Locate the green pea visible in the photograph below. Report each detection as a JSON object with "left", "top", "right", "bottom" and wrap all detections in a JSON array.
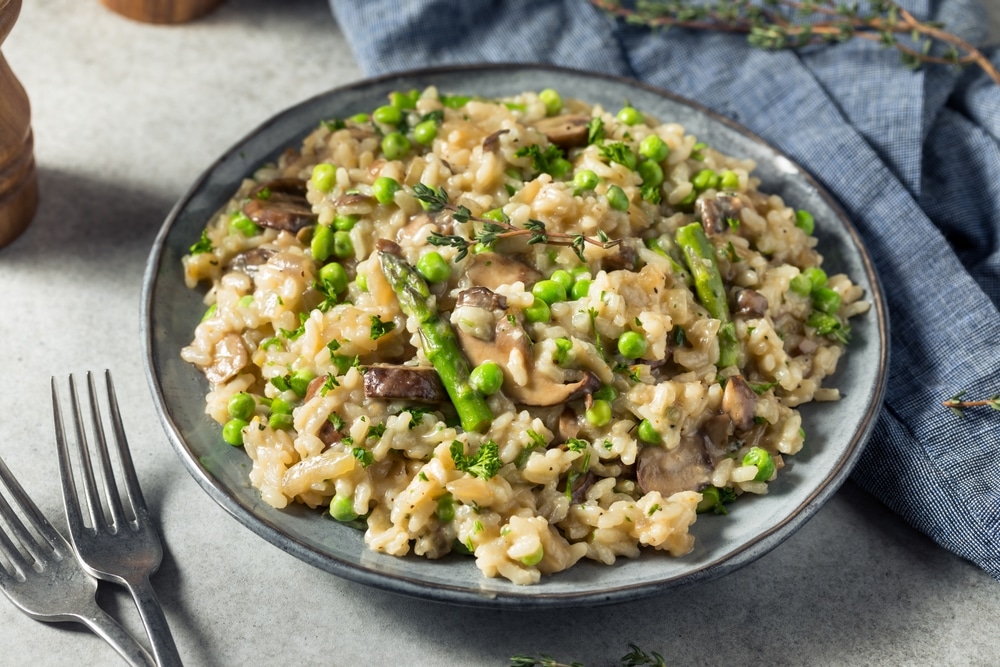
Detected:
[
  {"left": 319, "top": 262, "right": 348, "bottom": 295},
  {"left": 678, "top": 189, "right": 698, "bottom": 207},
  {"left": 372, "top": 104, "right": 402, "bottom": 126},
  {"left": 549, "top": 157, "right": 572, "bottom": 179},
  {"left": 549, "top": 269, "right": 574, "bottom": 292},
  {"left": 381, "top": 132, "right": 411, "bottom": 160},
  {"left": 329, "top": 495, "right": 358, "bottom": 522},
  {"left": 637, "top": 159, "right": 664, "bottom": 187},
  {"left": 617, "top": 330, "right": 648, "bottom": 359},
  {"left": 692, "top": 169, "right": 720, "bottom": 192},
  {"left": 572, "top": 169, "right": 599, "bottom": 194},
  {"left": 696, "top": 486, "right": 723, "bottom": 513},
  {"left": 350, "top": 112, "right": 369, "bottom": 123},
  {"left": 532, "top": 279, "right": 567, "bottom": 305},
  {"left": 606, "top": 184, "right": 629, "bottom": 211},
  {"left": 311, "top": 163, "right": 337, "bottom": 192},
  {"left": 229, "top": 211, "right": 260, "bottom": 237},
  {"left": 585, "top": 399, "right": 612, "bottom": 427},
  {"left": 435, "top": 493, "right": 455, "bottom": 523},
  {"left": 637, "top": 418, "right": 660, "bottom": 445},
  {"left": 570, "top": 278, "right": 592, "bottom": 300},
  {"left": 269, "top": 413, "right": 293, "bottom": 430},
  {"left": 789, "top": 273, "right": 813, "bottom": 297},
  {"left": 333, "top": 213, "right": 357, "bottom": 231},
  {"left": 795, "top": 209, "right": 815, "bottom": 235},
  {"left": 812, "top": 287, "right": 841, "bottom": 315},
  {"left": 416, "top": 251, "right": 451, "bottom": 283},
  {"left": 270, "top": 396, "right": 292, "bottom": 415},
  {"left": 289, "top": 369, "right": 315, "bottom": 398},
  {"left": 593, "top": 384, "right": 618, "bottom": 402},
  {"left": 331, "top": 230, "right": 353, "bottom": 259},
  {"left": 372, "top": 176, "right": 400, "bottom": 205},
  {"left": 413, "top": 119, "right": 438, "bottom": 145},
  {"left": 355, "top": 271, "right": 368, "bottom": 292},
  {"left": 719, "top": 170, "right": 740, "bottom": 191},
  {"left": 638, "top": 134, "right": 669, "bottom": 162},
  {"left": 311, "top": 224, "right": 334, "bottom": 262},
  {"left": 539, "top": 88, "right": 562, "bottom": 116},
  {"left": 518, "top": 544, "right": 544, "bottom": 566},
  {"left": 469, "top": 361, "right": 503, "bottom": 395},
  {"left": 228, "top": 392, "right": 255, "bottom": 421},
  {"left": 441, "top": 94, "right": 471, "bottom": 109},
  {"left": 802, "top": 267, "right": 828, "bottom": 291},
  {"left": 743, "top": 446, "right": 775, "bottom": 482},
  {"left": 389, "top": 89, "right": 419, "bottom": 109},
  {"left": 482, "top": 208, "right": 506, "bottom": 222},
  {"left": 807, "top": 311, "right": 842, "bottom": 337},
  {"left": 616, "top": 106, "right": 643, "bottom": 126},
  {"left": 222, "top": 418, "right": 247, "bottom": 446},
  {"left": 524, "top": 297, "right": 551, "bottom": 323}
]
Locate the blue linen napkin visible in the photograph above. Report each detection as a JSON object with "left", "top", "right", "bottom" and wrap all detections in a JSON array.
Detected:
[{"left": 330, "top": 0, "right": 1000, "bottom": 579}]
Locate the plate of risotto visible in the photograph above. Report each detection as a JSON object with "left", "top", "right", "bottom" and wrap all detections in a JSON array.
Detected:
[{"left": 142, "top": 64, "right": 887, "bottom": 607}]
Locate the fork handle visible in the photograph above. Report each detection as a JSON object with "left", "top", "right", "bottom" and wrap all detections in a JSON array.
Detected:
[
  {"left": 124, "top": 574, "right": 184, "bottom": 667},
  {"left": 76, "top": 600, "right": 156, "bottom": 667}
]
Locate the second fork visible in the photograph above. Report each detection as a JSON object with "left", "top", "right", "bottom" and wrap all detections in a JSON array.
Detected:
[{"left": 53, "top": 371, "right": 182, "bottom": 667}]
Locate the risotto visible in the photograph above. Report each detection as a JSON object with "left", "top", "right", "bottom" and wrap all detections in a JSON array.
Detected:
[{"left": 180, "top": 87, "right": 868, "bottom": 585}]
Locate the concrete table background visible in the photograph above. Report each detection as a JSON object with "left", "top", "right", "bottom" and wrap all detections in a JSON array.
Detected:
[{"left": 1, "top": 1, "right": 998, "bottom": 665}]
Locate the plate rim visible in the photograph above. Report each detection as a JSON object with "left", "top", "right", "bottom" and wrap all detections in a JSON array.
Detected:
[{"left": 140, "top": 62, "right": 889, "bottom": 608}]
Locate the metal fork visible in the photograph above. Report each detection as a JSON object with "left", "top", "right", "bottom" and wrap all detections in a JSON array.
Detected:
[
  {"left": 53, "top": 371, "right": 183, "bottom": 667},
  {"left": 0, "top": 455, "right": 154, "bottom": 666}
]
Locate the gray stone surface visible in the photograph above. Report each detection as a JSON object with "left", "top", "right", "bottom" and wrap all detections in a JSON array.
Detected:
[{"left": 1, "top": 1, "right": 997, "bottom": 665}]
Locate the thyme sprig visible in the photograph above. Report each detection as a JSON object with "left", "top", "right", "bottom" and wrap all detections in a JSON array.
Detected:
[
  {"left": 942, "top": 391, "right": 1000, "bottom": 418},
  {"left": 413, "top": 183, "right": 621, "bottom": 261},
  {"left": 591, "top": 0, "right": 1000, "bottom": 86},
  {"left": 511, "top": 643, "right": 667, "bottom": 667}
]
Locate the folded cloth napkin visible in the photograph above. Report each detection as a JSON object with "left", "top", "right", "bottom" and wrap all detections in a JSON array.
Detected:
[{"left": 330, "top": 0, "right": 1000, "bottom": 579}]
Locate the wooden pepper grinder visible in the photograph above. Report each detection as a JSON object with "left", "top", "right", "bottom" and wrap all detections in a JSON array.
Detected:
[
  {"left": 0, "top": 0, "right": 37, "bottom": 249},
  {"left": 99, "top": 0, "right": 225, "bottom": 24}
]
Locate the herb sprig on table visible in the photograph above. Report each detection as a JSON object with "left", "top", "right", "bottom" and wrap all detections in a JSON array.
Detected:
[
  {"left": 942, "top": 392, "right": 1000, "bottom": 418},
  {"left": 591, "top": 0, "right": 1000, "bottom": 86},
  {"left": 511, "top": 643, "right": 667, "bottom": 667}
]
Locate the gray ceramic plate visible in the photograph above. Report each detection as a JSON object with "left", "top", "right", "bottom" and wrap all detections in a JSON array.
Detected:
[{"left": 141, "top": 64, "right": 888, "bottom": 608}]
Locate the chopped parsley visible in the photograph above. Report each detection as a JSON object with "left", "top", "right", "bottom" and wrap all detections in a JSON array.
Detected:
[
  {"left": 450, "top": 440, "right": 502, "bottom": 480},
  {"left": 189, "top": 230, "right": 213, "bottom": 255},
  {"left": 369, "top": 315, "right": 396, "bottom": 340},
  {"left": 514, "top": 144, "right": 565, "bottom": 176}
]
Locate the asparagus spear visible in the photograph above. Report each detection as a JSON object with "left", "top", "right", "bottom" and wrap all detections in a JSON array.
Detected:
[
  {"left": 377, "top": 248, "right": 494, "bottom": 433},
  {"left": 675, "top": 222, "right": 739, "bottom": 368}
]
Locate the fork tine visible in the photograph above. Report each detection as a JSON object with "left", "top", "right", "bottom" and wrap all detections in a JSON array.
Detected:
[
  {"left": 84, "top": 371, "right": 129, "bottom": 528},
  {"left": 66, "top": 374, "right": 112, "bottom": 531},
  {"left": 0, "top": 457, "right": 61, "bottom": 572},
  {"left": 53, "top": 376, "right": 89, "bottom": 535},
  {"left": 102, "top": 370, "right": 147, "bottom": 517}
]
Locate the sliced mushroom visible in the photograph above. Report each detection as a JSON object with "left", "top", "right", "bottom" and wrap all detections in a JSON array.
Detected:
[
  {"left": 466, "top": 252, "right": 541, "bottom": 290},
  {"left": 203, "top": 334, "right": 248, "bottom": 384},
  {"left": 722, "top": 375, "right": 758, "bottom": 432},
  {"left": 456, "top": 285, "right": 508, "bottom": 311},
  {"left": 531, "top": 114, "right": 591, "bottom": 148},
  {"left": 701, "top": 413, "right": 735, "bottom": 460},
  {"left": 598, "top": 242, "right": 638, "bottom": 272},
  {"left": 569, "top": 471, "right": 598, "bottom": 505},
  {"left": 226, "top": 247, "right": 275, "bottom": 279},
  {"left": 318, "top": 420, "right": 344, "bottom": 447},
  {"left": 482, "top": 129, "right": 510, "bottom": 153},
  {"left": 556, "top": 407, "right": 581, "bottom": 443},
  {"left": 362, "top": 364, "right": 446, "bottom": 403},
  {"left": 453, "top": 286, "right": 599, "bottom": 406},
  {"left": 735, "top": 288, "right": 769, "bottom": 318},
  {"left": 242, "top": 178, "right": 316, "bottom": 232},
  {"left": 696, "top": 192, "right": 746, "bottom": 236},
  {"left": 636, "top": 433, "right": 712, "bottom": 497}
]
